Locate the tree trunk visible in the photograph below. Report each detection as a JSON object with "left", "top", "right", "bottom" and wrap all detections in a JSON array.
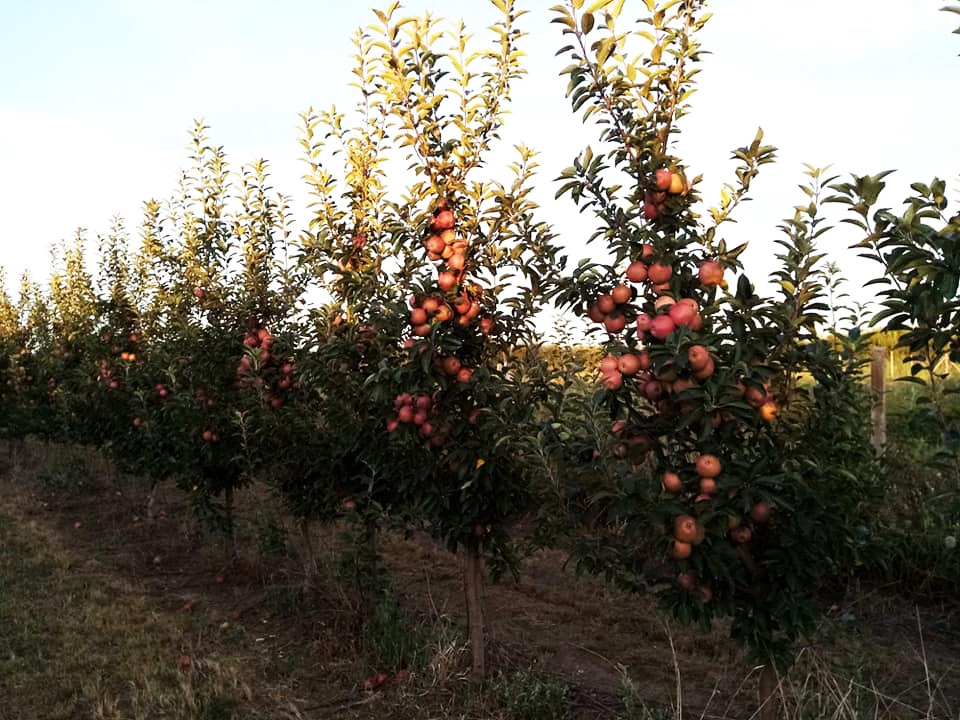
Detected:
[
  {"left": 758, "top": 661, "right": 780, "bottom": 720},
  {"left": 145, "top": 478, "right": 161, "bottom": 523},
  {"left": 299, "top": 516, "right": 318, "bottom": 588},
  {"left": 463, "top": 544, "right": 486, "bottom": 679},
  {"left": 224, "top": 486, "right": 238, "bottom": 561}
]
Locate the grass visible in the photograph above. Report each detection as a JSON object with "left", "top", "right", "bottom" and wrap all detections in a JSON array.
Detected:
[
  {"left": 0, "top": 439, "right": 958, "bottom": 719},
  {"left": 0, "top": 500, "right": 252, "bottom": 720}
]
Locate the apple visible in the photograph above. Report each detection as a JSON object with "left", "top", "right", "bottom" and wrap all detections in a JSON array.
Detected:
[
  {"left": 648, "top": 262, "right": 672, "bottom": 284},
  {"left": 626, "top": 261, "right": 648, "bottom": 283},
  {"left": 655, "top": 168, "right": 673, "bottom": 191},
  {"left": 649, "top": 315, "right": 676, "bottom": 340}
]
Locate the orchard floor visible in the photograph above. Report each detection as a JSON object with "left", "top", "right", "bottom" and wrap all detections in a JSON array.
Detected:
[{"left": 1, "top": 442, "right": 958, "bottom": 720}]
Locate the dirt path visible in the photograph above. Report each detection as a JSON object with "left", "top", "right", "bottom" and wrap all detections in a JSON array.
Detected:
[{"left": 1, "top": 446, "right": 957, "bottom": 719}]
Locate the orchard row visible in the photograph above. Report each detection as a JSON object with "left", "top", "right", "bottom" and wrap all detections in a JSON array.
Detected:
[{"left": 0, "top": 0, "right": 953, "bottom": 700}]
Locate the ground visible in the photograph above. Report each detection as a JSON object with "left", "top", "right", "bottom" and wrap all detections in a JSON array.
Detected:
[{"left": 0, "top": 441, "right": 957, "bottom": 720}]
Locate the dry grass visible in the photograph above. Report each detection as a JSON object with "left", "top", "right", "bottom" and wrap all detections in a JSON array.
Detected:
[{"left": 0, "top": 440, "right": 958, "bottom": 720}]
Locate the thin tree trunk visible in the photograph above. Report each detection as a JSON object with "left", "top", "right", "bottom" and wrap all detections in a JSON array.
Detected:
[
  {"left": 299, "top": 516, "right": 318, "bottom": 588},
  {"left": 225, "top": 486, "right": 238, "bottom": 561},
  {"left": 145, "top": 478, "right": 161, "bottom": 523},
  {"left": 758, "top": 661, "right": 780, "bottom": 720},
  {"left": 463, "top": 544, "right": 486, "bottom": 679}
]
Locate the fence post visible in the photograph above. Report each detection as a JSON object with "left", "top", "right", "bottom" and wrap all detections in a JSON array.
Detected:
[{"left": 871, "top": 346, "right": 886, "bottom": 451}]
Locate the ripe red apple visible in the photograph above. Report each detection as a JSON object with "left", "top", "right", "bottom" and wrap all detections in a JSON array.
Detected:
[
  {"left": 426, "top": 235, "right": 445, "bottom": 255},
  {"left": 687, "top": 345, "right": 710, "bottom": 372},
  {"left": 611, "top": 284, "right": 632, "bottom": 305},
  {"left": 626, "top": 261, "right": 648, "bottom": 283},
  {"left": 602, "top": 370, "right": 623, "bottom": 390},
  {"left": 596, "top": 294, "right": 616, "bottom": 315},
  {"left": 750, "top": 501, "right": 772, "bottom": 523},
  {"left": 600, "top": 356, "right": 619, "bottom": 374},
  {"left": 432, "top": 209, "right": 455, "bottom": 230},
  {"left": 437, "top": 272, "right": 458, "bottom": 292},
  {"left": 649, "top": 315, "right": 676, "bottom": 340},
  {"left": 668, "top": 302, "right": 697, "bottom": 326},
  {"left": 644, "top": 380, "right": 664, "bottom": 401},
  {"left": 603, "top": 313, "right": 627, "bottom": 334},
  {"left": 648, "top": 262, "right": 672, "bottom": 284},
  {"left": 617, "top": 353, "right": 641, "bottom": 375},
  {"left": 699, "top": 260, "right": 724, "bottom": 287},
  {"left": 692, "top": 357, "right": 715, "bottom": 381},
  {"left": 442, "top": 357, "right": 462, "bottom": 376},
  {"left": 655, "top": 168, "right": 673, "bottom": 191}
]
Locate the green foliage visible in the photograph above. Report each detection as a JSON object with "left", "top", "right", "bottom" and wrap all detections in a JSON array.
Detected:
[
  {"left": 492, "top": 670, "right": 572, "bottom": 720},
  {"left": 361, "top": 592, "right": 434, "bottom": 675}
]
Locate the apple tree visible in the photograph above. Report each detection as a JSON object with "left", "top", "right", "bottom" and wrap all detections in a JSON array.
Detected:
[{"left": 552, "top": 0, "right": 876, "bottom": 710}]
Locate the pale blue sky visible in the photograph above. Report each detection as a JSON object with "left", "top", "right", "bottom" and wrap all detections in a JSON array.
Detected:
[{"left": 1, "top": 1, "right": 957, "bottom": 316}]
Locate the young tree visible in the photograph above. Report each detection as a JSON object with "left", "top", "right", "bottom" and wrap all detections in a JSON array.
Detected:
[
  {"left": 350, "top": 0, "right": 564, "bottom": 677},
  {"left": 552, "top": 2, "right": 875, "bottom": 714}
]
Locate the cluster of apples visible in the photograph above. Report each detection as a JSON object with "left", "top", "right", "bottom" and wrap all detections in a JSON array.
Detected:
[
  {"left": 435, "top": 355, "right": 474, "bottom": 385},
  {"left": 644, "top": 167, "right": 690, "bottom": 221},
  {"left": 662, "top": 453, "right": 723, "bottom": 504},
  {"left": 235, "top": 326, "right": 294, "bottom": 409},
  {"left": 97, "top": 358, "right": 122, "bottom": 390},
  {"left": 407, "top": 291, "right": 493, "bottom": 336},
  {"left": 386, "top": 392, "right": 455, "bottom": 447},
  {"left": 406, "top": 198, "right": 497, "bottom": 336},
  {"left": 609, "top": 418, "right": 654, "bottom": 465},
  {"left": 744, "top": 382, "right": 778, "bottom": 422},
  {"left": 424, "top": 198, "right": 467, "bottom": 265},
  {"left": 586, "top": 283, "right": 634, "bottom": 334},
  {"left": 600, "top": 343, "right": 716, "bottom": 398},
  {"left": 587, "top": 250, "right": 725, "bottom": 339}
]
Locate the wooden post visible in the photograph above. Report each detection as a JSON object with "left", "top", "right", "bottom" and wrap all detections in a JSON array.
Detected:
[{"left": 871, "top": 346, "right": 886, "bottom": 451}]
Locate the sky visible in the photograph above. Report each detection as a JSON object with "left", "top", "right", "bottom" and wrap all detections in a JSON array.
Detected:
[{"left": 1, "top": 0, "right": 958, "bottom": 320}]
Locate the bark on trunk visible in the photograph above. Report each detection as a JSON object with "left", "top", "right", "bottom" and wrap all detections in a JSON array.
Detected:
[
  {"left": 758, "top": 661, "right": 780, "bottom": 720},
  {"left": 145, "top": 479, "right": 161, "bottom": 523},
  {"left": 299, "top": 516, "right": 318, "bottom": 588},
  {"left": 225, "top": 486, "right": 238, "bottom": 561},
  {"left": 463, "top": 544, "right": 486, "bottom": 679}
]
